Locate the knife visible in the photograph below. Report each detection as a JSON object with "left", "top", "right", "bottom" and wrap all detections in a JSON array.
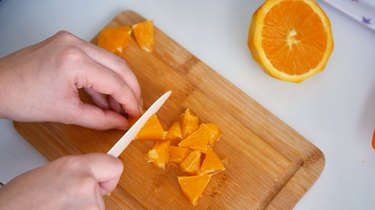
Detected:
[{"left": 107, "top": 91, "right": 172, "bottom": 157}]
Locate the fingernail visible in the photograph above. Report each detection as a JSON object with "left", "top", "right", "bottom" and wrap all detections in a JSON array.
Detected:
[{"left": 139, "top": 104, "right": 144, "bottom": 115}]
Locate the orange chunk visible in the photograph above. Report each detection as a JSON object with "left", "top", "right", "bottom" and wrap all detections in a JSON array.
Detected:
[
  {"left": 178, "top": 174, "right": 212, "bottom": 206},
  {"left": 178, "top": 124, "right": 210, "bottom": 153},
  {"left": 147, "top": 140, "right": 170, "bottom": 169},
  {"left": 206, "top": 123, "right": 221, "bottom": 146},
  {"left": 165, "top": 121, "right": 182, "bottom": 144},
  {"left": 168, "top": 146, "right": 191, "bottom": 163},
  {"left": 97, "top": 26, "right": 132, "bottom": 55},
  {"left": 200, "top": 147, "right": 225, "bottom": 174},
  {"left": 180, "top": 108, "right": 199, "bottom": 138},
  {"left": 180, "top": 150, "right": 202, "bottom": 175},
  {"left": 135, "top": 115, "right": 166, "bottom": 141},
  {"left": 132, "top": 20, "right": 154, "bottom": 52}
]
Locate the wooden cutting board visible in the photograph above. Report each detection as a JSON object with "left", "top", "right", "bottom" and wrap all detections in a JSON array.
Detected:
[{"left": 13, "top": 11, "right": 324, "bottom": 210}]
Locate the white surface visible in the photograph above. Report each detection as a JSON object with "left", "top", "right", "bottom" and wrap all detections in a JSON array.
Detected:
[{"left": 0, "top": 0, "right": 374, "bottom": 209}]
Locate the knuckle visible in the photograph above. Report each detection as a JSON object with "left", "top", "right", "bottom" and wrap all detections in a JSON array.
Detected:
[{"left": 53, "top": 30, "right": 78, "bottom": 43}]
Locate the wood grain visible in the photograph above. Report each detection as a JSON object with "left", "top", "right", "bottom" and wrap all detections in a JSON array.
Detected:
[{"left": 13, "top": 11, "right": 324, "bottom": 210}]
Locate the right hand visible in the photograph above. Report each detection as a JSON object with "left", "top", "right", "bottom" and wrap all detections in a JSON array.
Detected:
[{"left": 0, "top": 154, "right": 123, "bottom": 210}]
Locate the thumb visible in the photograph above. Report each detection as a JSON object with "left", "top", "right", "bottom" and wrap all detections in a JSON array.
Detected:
[{"left": 70, "top": 103, "right": 129, "bottom": 130}]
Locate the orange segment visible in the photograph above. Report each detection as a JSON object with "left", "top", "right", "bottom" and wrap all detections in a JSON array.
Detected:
[
  {"left": 206, "top": 123, "right": 221, "bottom": 146},
  {"left": 180, "top": 108, "right": 199, "bottom": 138},
  {"left": 178, "top": 124, "right": 210, "bottom": 153},
  {"left": 97, "top": 26, "right": 132, "bottom": 55},
  {"left": 165, "top": 121, "right": 183, "bottom": 144},
  {"left": 169, "top": 146, "right": 191, "bottom": 163},
  {"left": 135, "top": 115, "right": 166, "bottom": 141},
  {"left": 178, "top": 174, "right": 212, "bottom": 206},
  {"left": 147, "top": 140, "right": 170, "bottom": 169},
  {"left": 132, "top": 20, "right": 154, "bottom": 52},
  {"left": 180, "top": 150, "right": 202, "bottom": 175},
  {"left": 200, "top": 147, "right": 225, "bottom": 174},
  {"left": 248, "top": 0, "right": 333, "bottom": 83}
]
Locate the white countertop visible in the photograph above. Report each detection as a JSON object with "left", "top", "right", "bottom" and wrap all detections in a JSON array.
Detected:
[{"left": 0, "top": 0, "right": 374, "bottom": 209}]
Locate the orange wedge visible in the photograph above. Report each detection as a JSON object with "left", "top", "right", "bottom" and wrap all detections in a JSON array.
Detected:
[
  {"left": 97, "top": 26, "right": 132, "bottom": 56},
  {"left": 165, "top": 121, "right": 183, "bottom": 144},
  {"left": 178, "top": 174, "right": 212, "bottom": 206},
  {"left": 180, "top": 108, "right": 199, "bottom": 138},
  {"left": 178, "top": 124, "right": 210, "bottom": 153},
  {"left": 169, "top": 146, "right": 191, "bottom": 163},
  {"left": 132, "top": 20, "right": 154, "bottom": 52},
  {"left": 147, "top": 140, "right": 170, "bottom": 169},
  {"left": 180, "top": 150, "right": 202, "bottom": 175},
  {"left": 200, "top": 147, "right": 225, "bottom": 174},
  {"left": 206, "top": 123, "right": 221, "bottom": 146},
  {"left": 135, "top": 114, "right": 166, "bottom": 141},
  {"left": 248, "top": 0, "right": 334, "bottom": 83}
]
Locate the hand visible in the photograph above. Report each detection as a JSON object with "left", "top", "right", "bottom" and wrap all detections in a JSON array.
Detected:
[
  {"left": 0, "top": 154, "right": 123, "bottom": 210},
  {"left": 0, "top": 31, "right": 142, "bottom": 130}
]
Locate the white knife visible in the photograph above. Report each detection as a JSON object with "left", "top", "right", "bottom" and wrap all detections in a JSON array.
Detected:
[{"left": 107, "top": 91, "right": 172, "bottom": 157}]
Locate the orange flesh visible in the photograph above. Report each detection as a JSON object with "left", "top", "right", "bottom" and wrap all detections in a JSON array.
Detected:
[{"left": 262, "top": 0, "right": 327, "bottom": 75}]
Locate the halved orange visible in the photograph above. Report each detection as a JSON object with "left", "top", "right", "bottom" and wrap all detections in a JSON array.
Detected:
[
  {"left": 200, "top": 147, "right": 225, "bottom": 174},
  {"left": 132, "top": 20, "right": 154, "bottom": 52},
  {"left": 248, "top": 0, "right": 334, "bottom": 83},
  {"left": 178, "top": 124, "right": 210, "bottom": 153},
  {"left": 97, "top": 26, "right": 132, "bottom": 56},
  {"left": 147, "top": 140, "right": 170, "bottom": 169},
  {"left": 180, "top": 150, "right": 202, "bottom": 175},
  {"left": 165, "top": 121, "right": 183, "bottom": 144},
  {"left": 180, "top": 108, "right": 200, "bottom": 138},
  {"left": 178, "top": 174, "right": 212, "bottom": 206},
  {"left": 169, "top": 146, "right": 191, "bottom": 163},
  {"left": 135, "top": 114, "right": 166, "bottom": 141}
]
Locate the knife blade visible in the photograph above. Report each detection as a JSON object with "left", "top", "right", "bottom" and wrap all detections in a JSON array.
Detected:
[{"left": 107, "top": 91, "right": 172, "bottom": 157}]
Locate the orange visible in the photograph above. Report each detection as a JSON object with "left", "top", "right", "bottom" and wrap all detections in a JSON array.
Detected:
[
  {"left": 180, "top": 108, "right": 200, "bottom": 138},
  {"left": 178, "top": 124, "right": 210, "bottom": 153},
  {"left": 147, "top": 140, "right": 170, "bottom": 169},
  {"left": 168, "top": 146, "right": 191, "bottom": 163},
  {"left": 248, "top": 0, "right": 334, "bottom": 83},
  {"left": 132, "top": 20, "right": 154, "bottom": 52},
  {"left": 135, "top": 115, "right": 166, "bottom": 141},
  {"left": 165, "top": 121, "right": 183, "bottom": 144},
  {"left": 178, "top": 174, "right": 212, "bottom": 206},
  {"left": 206, "top": 123, "right": 221, "bottom": 146},
  {"left": 97, "top": 26, "right": 132, "bottom": 56},
  {"left": 180, "top": 150, "right": 202, "bottom": 175},
  {"left": 200, "top": 147, "right": 225, "bottom": 174}
]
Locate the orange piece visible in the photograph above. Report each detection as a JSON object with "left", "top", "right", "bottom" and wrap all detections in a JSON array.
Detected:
[
  {"left": 178, "top": 124, "right": 210, "bottom": 153},
  {"left": 135, "top": 115, "right": 166, "bottom": 141},
  {"left": 147, "top": 140, "right": 170, "bottom": 169},
  {"left": 180, "top": 150, "right": 202, "bottom": 175},
  {"left": 168, "top": 146, "right": 191, "bottom": 163},
  {"left": 132, "top": 20, "right": 154, "bottom": 52},
  {"left": 97, "top": 26, "right": 132, "bottom": 55},
  {"left": 248, "top": 0, "right": 334, "bottom": 83},
  {"left": 165, "top": 121, "right": 183, "bottom": 144},
  {"left": 180, "top": 108, "right": 199, "bottom": 138},
  {"left": 206, "top": 123, "right": 221, "bottom": 146},
  {"left": 200, "top": 147, "right": 225, "bottom": 174},
  {"left": 178, "top": 174, "right": 212, "bottom": 206}
]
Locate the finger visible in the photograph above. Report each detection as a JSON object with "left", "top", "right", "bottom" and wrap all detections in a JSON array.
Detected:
[
  {"left": 77, "top": 57, "right": 141, "bottom": 117},
  {"left": 70, "top": 102, "right": 129, "bottom": 130},
  {"left": 83, "top": 154, "right": 124, "bottom": 195},
  {"left": 78, "top": 39, "right": 141, "bottom": 102},
  {"left": 108, "top": 96, "right": 121, "bottom": 113},
  {"left": 84, "top": 87, "right": 109, "bottom": 110}
]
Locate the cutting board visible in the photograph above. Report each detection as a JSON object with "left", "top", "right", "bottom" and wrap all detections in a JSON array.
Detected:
[{"left": 13, "top": 11, "right": 324, "bottom": 210}]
